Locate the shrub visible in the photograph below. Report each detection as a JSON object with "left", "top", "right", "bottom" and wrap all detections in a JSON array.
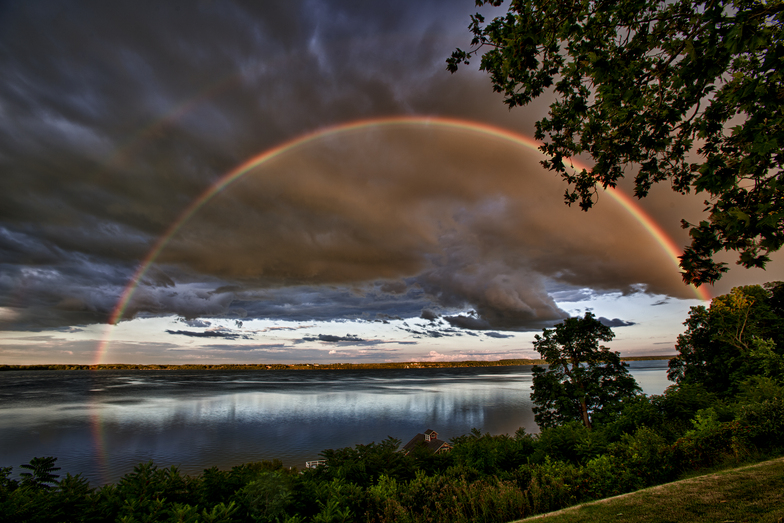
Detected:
[
  {"left": 316, "top": 437, "right": 414, "bottom": 487},
  {"left": 449, "top": 428, "right": 535, "bottom": 474},
  {"left": 602, "top": 395, "right": 666, "bottom": 442},
  {"left": 673, "top": 417, "right": 751, "bottom": 471},
  {"left": 521, "top": 457, "right": 580, "bottom": 514},
  {"left": 735, "top": 397, "right": 784, "bottom": 452},
  {"left": 374, "top": 472, "right": 529, "bottom": 523},
  {"left": 532, "top": 421, "right": 607, "bottom": 465},
  {"left": 238, "top": 471, "right": 293, "bottom": 522},
  {"left": 608, "top": 426, "right": 676, "bottom": 486},
  {"left": 737, "top": 377, "right": 784, "bottom": 404}
]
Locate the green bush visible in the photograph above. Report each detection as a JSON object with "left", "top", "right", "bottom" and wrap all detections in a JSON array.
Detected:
[
  {"left": 238, "top": 471, "right": 293, "bottom": 522},
  {"left": 372, "top": 471, "right": 529, "bottom": 523},
  {"left": 737, "top": 376, "right": 784, "bottom": 403},
  {"left": 316, "top": 437, "right": 414, "bottom": 487},
  {"left": 608, "top": 426, "right": 676, "bottom": 485},
  {"left": 673, "top": 417, "right": 752, "bottom": 471},
  {"left": 735, "top": 397, "right": 784, "bottom": 452},
  {"left": 601, "top": 395, "right": 665, "bottom": 442},
  {"left": 449, "top": 428, "right": 535, "bottom": 474},
  {"left": 519, "top": 457, "right": 579, "bottom": 514},
  {"left": 532, "top": 421, "right": 607, "bottom": 465}
]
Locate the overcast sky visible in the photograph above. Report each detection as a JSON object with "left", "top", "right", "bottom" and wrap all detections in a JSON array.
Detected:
[{"left": 1, "top": 0, "right": 781, "bottom": 365}]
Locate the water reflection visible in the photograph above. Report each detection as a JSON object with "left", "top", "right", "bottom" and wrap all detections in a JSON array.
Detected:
[{"left": 0, "top": 361, "right": 670, "bottom": 485}]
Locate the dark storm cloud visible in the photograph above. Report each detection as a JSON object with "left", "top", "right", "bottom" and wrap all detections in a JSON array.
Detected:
[
  {"left": 165, "top": 329, "right": 252, "bottom": 340},
  {"left": 182, "top": 343, "right": 289, "bottom": 352},
  {"left": 597, "top": 317, "right": 637, "bottom": 328},
  {"left": 398, "top": 320, "right": 466, "bottom": 339},
  {"left": 146, "top": 126, "right": 693, "bottom": 329},
  {"left": 484, "top": 332, "right": 514, "bottom": 339},
  {"left": 302, "top": 334, "right": 364, "bottom": 344},
  {"left": 0, "top": 0, "right": 492, "bottom": 328},
  {"left": 373, "top": 313, "right": 403, "bottom": 323},
  {"left": 420, "top": 309, "right": 439, "bottom": 321},
  {"left": 162, "top": 344, "right": 401, "bottom": 362},
  {"left": 443, "top": 314, "right": 492, "bottom": 331},
  {"left": 0, "top": 0, "right": 715, "bottom": 335},
  {"left": 298, "top": 333, "right": 408, "bottom": 347},
  {"left": 227, "top": 284, "right": 432, "bottom": 323},
  {"left": 380, "top": 281, "right": 408, "bottom": 294}
]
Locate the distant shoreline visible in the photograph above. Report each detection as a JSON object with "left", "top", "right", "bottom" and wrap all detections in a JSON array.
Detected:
[{"left": 0, "top": 355, "right": 671, "bottom": 372}]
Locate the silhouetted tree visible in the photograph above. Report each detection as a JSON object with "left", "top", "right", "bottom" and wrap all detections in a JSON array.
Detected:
[
  {"left": 531, "top": 313, "right": 641, "bottom": 429},
  {"left": 448, "top": 0, "right": 784, "bottom": 286}
]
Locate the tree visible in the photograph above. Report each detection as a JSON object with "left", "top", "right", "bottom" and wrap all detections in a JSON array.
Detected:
[
  {"left": 448, "top": 0, "right": 784, "bottom": 286},
  {"left": 668, "top": 282, "right": 784, "bottom": 395},
  {"left": 531, "top": 312, "right": 641, "bottom": 429}
]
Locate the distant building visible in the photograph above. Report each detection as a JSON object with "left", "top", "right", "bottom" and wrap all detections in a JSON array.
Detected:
[{"left": 401, "top": 429, "right": 452, "bottom": 455}]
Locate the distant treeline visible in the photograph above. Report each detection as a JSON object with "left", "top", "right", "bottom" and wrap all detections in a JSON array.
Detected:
[{"left": 0, "top": 356, "right": 669, "bottom": 372}]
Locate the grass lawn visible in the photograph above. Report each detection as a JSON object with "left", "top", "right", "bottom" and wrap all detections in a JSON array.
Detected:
[{"left": 514, "top": 457, "right": 784, "bottom": 523}]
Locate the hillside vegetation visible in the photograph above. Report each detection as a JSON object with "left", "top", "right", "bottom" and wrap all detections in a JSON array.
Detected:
[{"left": 1, "top": 284, "right": 782, "bottom": 522}]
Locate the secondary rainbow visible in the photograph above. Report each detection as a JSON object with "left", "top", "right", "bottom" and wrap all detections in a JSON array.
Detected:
[{"left": 95, "top": 116, "right": 710, "bottom": 364}]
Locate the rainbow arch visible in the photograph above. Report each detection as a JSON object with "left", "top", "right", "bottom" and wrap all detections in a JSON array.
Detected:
[{"left": 96, "top": 116, "right": 711, "bottom": 364}]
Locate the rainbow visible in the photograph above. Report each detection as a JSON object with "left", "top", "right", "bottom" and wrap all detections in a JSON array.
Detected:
[{"left": 95, "top": 116, "right": 710, "bottom": 364}]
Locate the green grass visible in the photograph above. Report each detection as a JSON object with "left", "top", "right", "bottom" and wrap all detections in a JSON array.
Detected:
[{"left": 514, "top": 457, "right": 784, "bottom": 523}]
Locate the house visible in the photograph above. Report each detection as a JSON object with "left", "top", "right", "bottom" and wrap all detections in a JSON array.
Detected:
[{"left": 401, "top": 429, "right": 452, "bottom": 455}]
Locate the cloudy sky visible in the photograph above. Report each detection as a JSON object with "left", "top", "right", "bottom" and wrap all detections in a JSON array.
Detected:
[{"left": 1, "top": 0, "right": 781, "bottom": 365}]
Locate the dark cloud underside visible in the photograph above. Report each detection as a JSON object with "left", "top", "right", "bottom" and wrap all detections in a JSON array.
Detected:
[{"left": 0, "top": 0, "right": 715, "bottom": 335}]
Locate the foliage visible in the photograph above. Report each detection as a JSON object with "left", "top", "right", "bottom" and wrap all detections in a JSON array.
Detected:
[
  {"left": 737, "top": 375, "right": 784, "bottom": 403},
  {"left": 448, "top": 0, "right": 784, "bottom": 285},
  {"left": 673, "top": 418, "right": 752, "bottom": 470},
  {"left": 0, "top": 467, "right": 18, "bottom": 497},
  {"left": 669, "top": 283, "right": 784, "bottom": 396},
  {"left": 239, "top": 471, "right": 292, "bottom": 522},
  {"left": 531, "top": 312, "right": 641, "bottom": 429},
  {"left": 532, "top": 421, "right": 608, "bottom": 465},
  {"left": 606, "top": 426, "right": 675, "bottom": 486},
  {"left": 18, "top": 457, "right": 60, "bottom": 490},
  {"left": 734, "top": 397, "right": 784, "bottom": 451},
  {"left": 314, "top": 437, "right": 415, "bottom": 487},
  {"left": 448, "top": 428, "right": 535, "bottom": 474},
  {"left": 658, "top": 383, "right": 718, "bottom": 419},
  {"left": 600, "top": 394, "right": 665, "bottom": 440}
]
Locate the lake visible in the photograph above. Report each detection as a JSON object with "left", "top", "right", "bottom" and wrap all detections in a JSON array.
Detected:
[{"left": 0, "top": 360, "right": 671, "bottom": 485}]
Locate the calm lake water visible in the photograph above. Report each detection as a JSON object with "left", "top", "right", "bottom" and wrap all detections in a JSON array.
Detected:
[{"left": 0, "top": 361, "right": 671, "bottom": 485}]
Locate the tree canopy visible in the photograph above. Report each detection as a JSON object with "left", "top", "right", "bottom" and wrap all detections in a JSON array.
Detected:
[
  {"left": 668, "top": 282, "right": 784, "bottom": 396},
  {"left": 448, "top": 0, "right": 784, "bottom": 286},
  {"left": 531, "top": 312, "right": 641, "bottom": 429}
]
